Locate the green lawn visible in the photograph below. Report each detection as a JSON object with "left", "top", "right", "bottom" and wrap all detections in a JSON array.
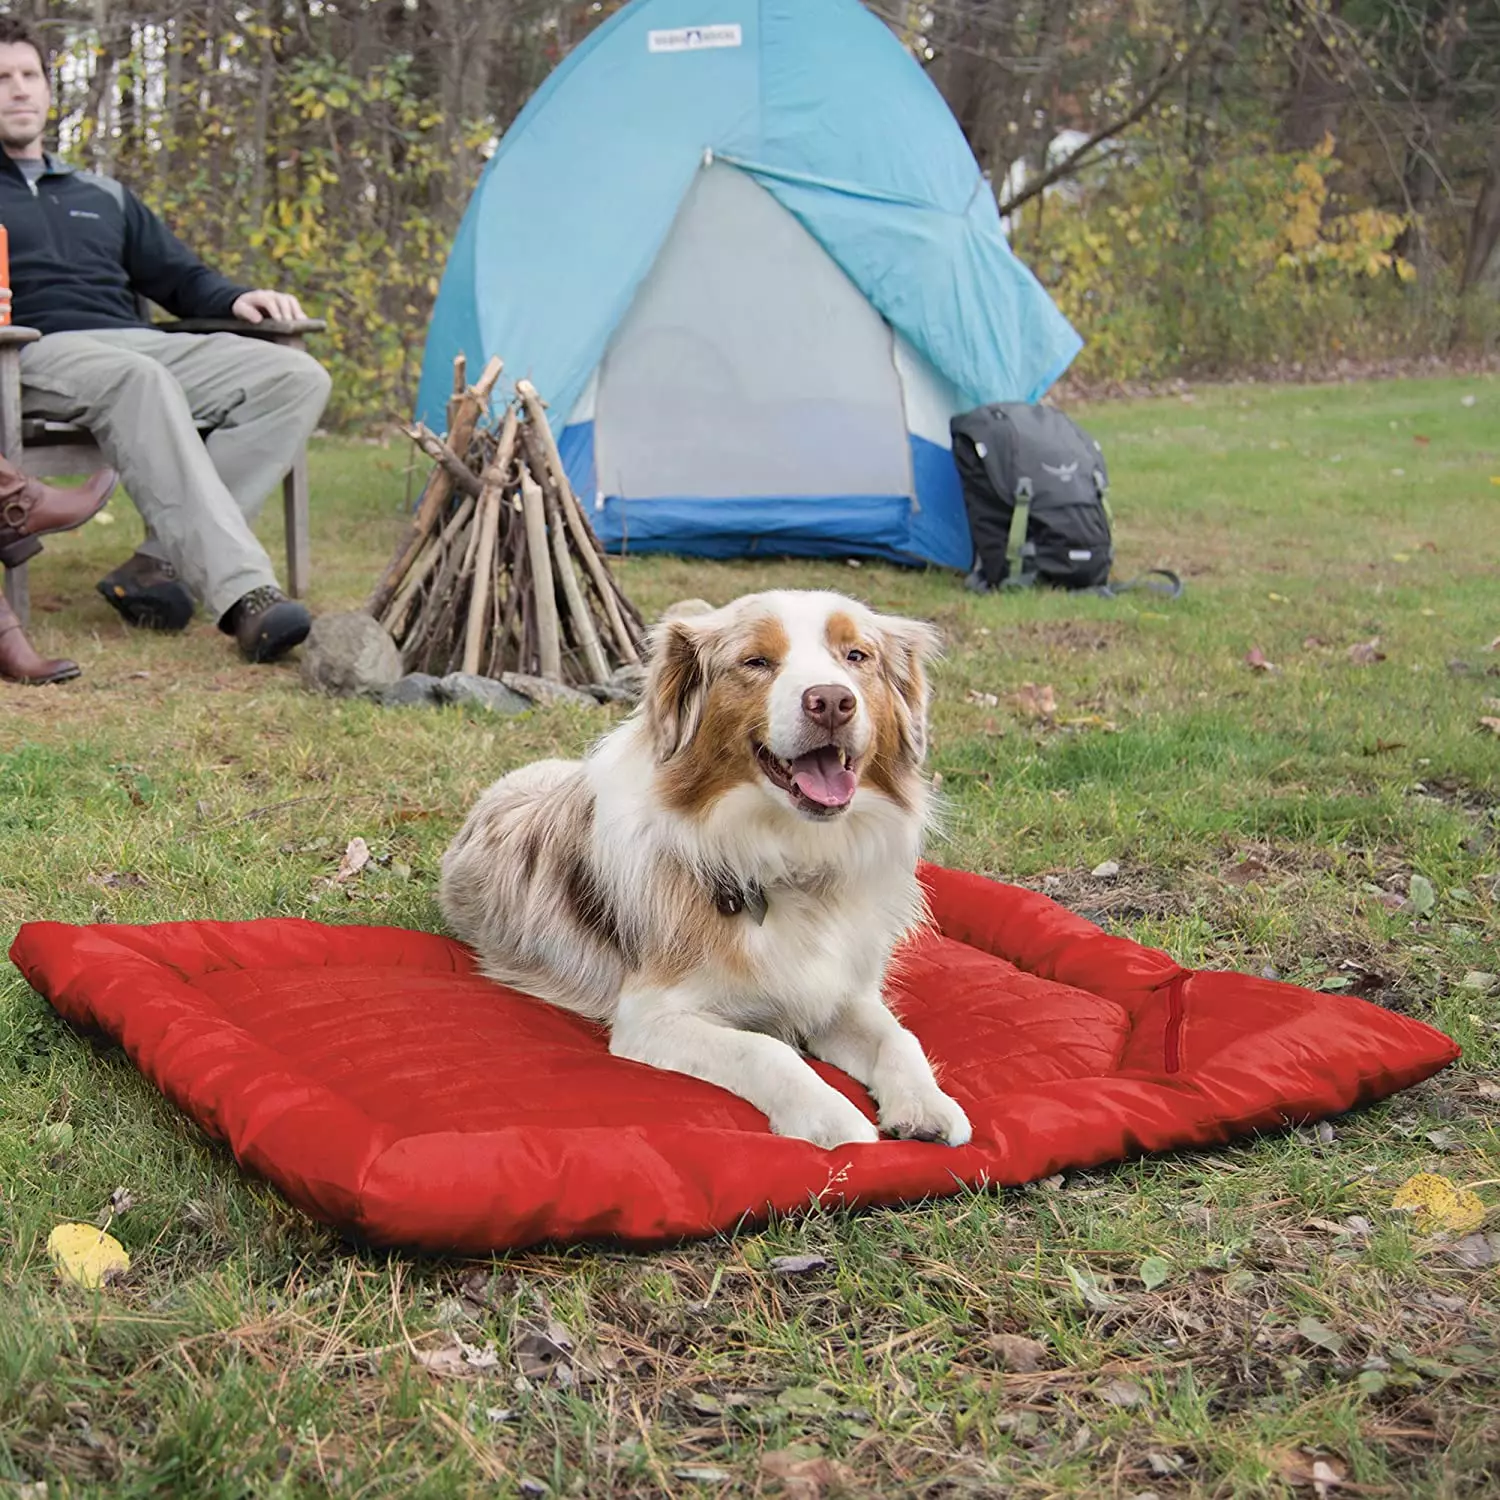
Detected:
[{"left": 2, "top": 373, "right": 1497, "bottom": 1498}]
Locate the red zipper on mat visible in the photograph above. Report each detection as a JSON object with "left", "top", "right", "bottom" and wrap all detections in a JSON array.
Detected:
[{"left": 1163, "top": 971, "right": 1189, "bottom": 1074}]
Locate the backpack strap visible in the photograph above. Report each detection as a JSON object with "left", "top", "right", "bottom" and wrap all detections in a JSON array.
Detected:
[
  {"left": 1094, "top": 568, "right": 1184, "bottom": 600},
  {"left": 1004, "top": 476, "right": 1033, "bottom": 585}
]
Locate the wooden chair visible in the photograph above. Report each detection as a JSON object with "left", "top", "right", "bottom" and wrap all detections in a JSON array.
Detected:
[{"left": 0, "top": 315, "right": 326, "bottom": 625}]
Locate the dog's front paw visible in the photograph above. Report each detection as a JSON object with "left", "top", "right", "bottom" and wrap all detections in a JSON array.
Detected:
[
  {"left": 879, "top": 1088, "right": 973, "bottom": 1147},
  {"left": 772, "top": 1088, "right": 880, "bottom": 1149}
]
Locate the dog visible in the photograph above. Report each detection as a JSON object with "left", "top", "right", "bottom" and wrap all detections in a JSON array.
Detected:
[{"left": 438, "top": 589, "right": 971, "bottom": 1151}]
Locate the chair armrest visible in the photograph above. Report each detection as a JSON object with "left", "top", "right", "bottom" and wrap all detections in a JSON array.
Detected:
[
  {"left": 0, "top": 325, "right": 43, "bottom": 347},
  {"left": 154, "top": 317, "right": 327, "bottom": 339}
]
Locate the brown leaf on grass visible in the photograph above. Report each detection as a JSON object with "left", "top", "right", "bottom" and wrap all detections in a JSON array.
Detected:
[
  {"left": 88, "top": 871, "right": 148, "bottom": 890},
  {"left": 1347, "top": 637, "right": 1386, "bottom": 665},
  {"left": 1479, "top": 717, "right": 1500, "bottom": 737},
  {"left": 514, "top": 1320, "right": 575, "bottom": 1383},
  {"left": 986, "top": 1333, "right": 1049, "bottom": 1372},
  {"left": 964, "top": 689, "right": 1000, "bottom": 708},
  {"left": 1302, "top": 635, "right": 1328, "bottom": 649},
  {"left": 413, "top": 1334, "right": 499, "bottom": 1377},
  {"left": 1447, "top": 1233, "right": 1500, "bottom": 1269},
  {"left": 1097, "top": 1377, "right": 1148, "bottom": 1407},
  {"left": 1413, "top": 433, "right": 1430, "bottom": 446},
  {"left": 1276, "top": 1448, "right": 1349, "bottom": 1497},
  {"left": 334, "top": 837, "right": 372, "bottom": 882},
  {"left": 1008, "top": 681, "right": 1057, "bottom": 721},
  {"left": 1484, "top": 636, "right": 1500, "bottom": 653},
  {"left": 1224, "top": 855, "right": 1271, "bottom": 885},
  {"left": 760, "top": 1450, "right": 855, "bottom": 1499},
  {"left": 1245, "top": 647, "right": 1277, "bottom": 672},
  {"left": 769, "top": 1254, "right": 829, "bottom": 1276}
]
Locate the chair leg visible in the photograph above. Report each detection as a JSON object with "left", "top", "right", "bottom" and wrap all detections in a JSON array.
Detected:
[
  {"left": 283, "top": 447, "right": 311, "bottom": 599},
  {"left": 4, "top": 558, "right": 29, "bottom": 625}
]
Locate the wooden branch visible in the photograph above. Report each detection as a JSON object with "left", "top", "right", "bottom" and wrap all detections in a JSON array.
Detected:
[
  {"left": 401, "top": 511, "right": 475, "bottom": 670},
  {"left": 381, "top": 493, "right": 476, "bottom": 636},
  {"left": 491, "top": 518, "right": 526, "bottom": 678},
  {"left": 367, "top": 355, "right": 504, "bottom": 618},
  {"left": 514, "top": 391, "right": 641, "bottom": 666},
  {"left": 545, "top": 488, "right": 611, "bottom": 684},
  {"left": 403, "top": 424, "right": 483, "bottom": 498},
  {"left": 463, "top": 482, "right": 503, "bottom": 675},
  {"left": 489, "top": 404, "right": 521, "bottom": 495},
  {"left": 447, "top": 354, "right": 466, "bottom": 432},
  {"left": 519, "top": 468, "right": 562, "bottom": 681}
]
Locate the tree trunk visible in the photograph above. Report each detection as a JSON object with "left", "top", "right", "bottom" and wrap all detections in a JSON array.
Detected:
[{"left": 1459, "top": 130, "right": 1500, "bottom": 295}]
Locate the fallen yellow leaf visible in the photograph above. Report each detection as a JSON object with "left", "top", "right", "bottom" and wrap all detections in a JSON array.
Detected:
[
  {"left": 1390, "top": 1173, "right": 1485, "bottom": 1234},
  {"left": 47, "top": 1222, "right": 131, "bottom": 1287}
]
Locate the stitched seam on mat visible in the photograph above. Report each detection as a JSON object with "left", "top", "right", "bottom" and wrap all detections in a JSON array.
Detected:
[{"left": 1163, "top": 971, "right": 1191, "bottom": 1074}]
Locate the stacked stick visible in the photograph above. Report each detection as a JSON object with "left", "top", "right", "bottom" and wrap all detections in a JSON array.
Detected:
[{"left": 366, "top": 356, "right": 647, "bottom": 685}]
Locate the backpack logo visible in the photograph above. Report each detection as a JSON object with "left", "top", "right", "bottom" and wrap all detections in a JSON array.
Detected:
[{"left": 1041, "top": 460, "right": 1080, "bottom": 483}]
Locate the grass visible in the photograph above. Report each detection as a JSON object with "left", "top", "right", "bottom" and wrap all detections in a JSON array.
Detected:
[{"left": 2, "top": 372, "right": 1498, "bottom": 1498}]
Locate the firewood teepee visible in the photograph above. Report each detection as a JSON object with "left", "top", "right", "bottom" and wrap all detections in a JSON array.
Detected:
[{"left": 367, "top": 356, "right": 647, "bottom": 685}]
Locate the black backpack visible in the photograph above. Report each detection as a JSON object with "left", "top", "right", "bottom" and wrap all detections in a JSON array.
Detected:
[
  {"left": 950, "top": 403, "right": 1181, "bottom": 597},
  {"left": 950, "top": 402, "right": 1111, "bottom": 590}
]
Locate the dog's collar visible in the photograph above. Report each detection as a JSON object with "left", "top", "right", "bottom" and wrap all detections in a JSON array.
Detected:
[{"left": 710, "top": 873, "right": 768, "bottom": 925}]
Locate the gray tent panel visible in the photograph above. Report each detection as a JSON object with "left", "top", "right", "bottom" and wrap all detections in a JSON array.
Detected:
[{"left": 592, "top": 162, "right": 913, "bottom": 503}]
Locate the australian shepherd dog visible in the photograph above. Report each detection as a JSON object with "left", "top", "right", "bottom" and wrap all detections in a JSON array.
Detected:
[{"left": 438, "top": 589, "right": 970, "bottom": 1151}]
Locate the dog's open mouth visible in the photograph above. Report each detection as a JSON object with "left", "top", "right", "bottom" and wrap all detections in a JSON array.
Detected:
[{"left": 755, "top": 743, "right": 859, "bottom": 815}]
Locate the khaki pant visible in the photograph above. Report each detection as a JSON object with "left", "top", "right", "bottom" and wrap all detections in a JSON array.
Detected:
[{"left": 20, "top": 327, "right": 332, "bottom": 621}]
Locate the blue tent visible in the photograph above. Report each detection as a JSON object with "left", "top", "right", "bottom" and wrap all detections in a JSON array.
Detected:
[{"left": 414, "top": 0, "right": 1082, "bottom": 567}]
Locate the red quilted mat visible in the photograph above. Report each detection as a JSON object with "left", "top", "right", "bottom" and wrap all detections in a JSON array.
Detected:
[{"left": 9, "top": 863, "right": 1458, "bottom": 1252}]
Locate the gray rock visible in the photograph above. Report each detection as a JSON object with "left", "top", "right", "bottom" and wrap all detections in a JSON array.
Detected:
[
  {"left": 578, "top": 663, "right": 648, "bottom": 706},
  {"left": 381, "top": 672, "right": 443, "bottom": 707},
  {"left": 437, "top": 673, "right": 534, "bottom": 715},
  {"left": 301, "top": 611, "right": 402, "bottom": 698},
  {"left": 499, "top": 672, "right": 600, "bottom": 709},
  {"left": 609, "top": 662, "right": 648, "bottom": 699}
]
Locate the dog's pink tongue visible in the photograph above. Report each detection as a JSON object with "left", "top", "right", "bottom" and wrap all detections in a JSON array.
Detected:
[{"left": 790, "top": 746, "right": 857, "bottom": 808}]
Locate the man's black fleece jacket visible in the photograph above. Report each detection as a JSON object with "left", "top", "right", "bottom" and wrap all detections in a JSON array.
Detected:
[{"left": 0, "top": 150, "right": 250, "bottom": 334}]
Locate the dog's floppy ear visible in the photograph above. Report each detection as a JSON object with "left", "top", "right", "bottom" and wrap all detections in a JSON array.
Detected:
[
  {"left": 644, "top": 618, "right": 709, "bottom": 761},
  {"left": 876, "top": 614, "right": 943, "bottom": 763}
]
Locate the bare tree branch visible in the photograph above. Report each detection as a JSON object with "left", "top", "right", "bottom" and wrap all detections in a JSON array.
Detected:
[{"left": 996, "top": 1, "right": 1225, "bottom": 217}]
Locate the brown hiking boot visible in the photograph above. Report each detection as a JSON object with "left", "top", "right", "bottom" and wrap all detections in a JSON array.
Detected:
[
  {"left": 96, "top": 551, "right": 196, "bottom": 631},
  {"left": 0, "top": 456, "right": 117, "bottom": 568},
  {"left": 0, "top": 594, "right": 80, "bottom": 684},
  {"left": 217, "top": 584, "right": 311, "bottom": 663}
]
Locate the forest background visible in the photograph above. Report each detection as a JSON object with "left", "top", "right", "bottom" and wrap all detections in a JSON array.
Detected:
[{"left": 20, "top": 0, "right": 1499, "bottom": 428}]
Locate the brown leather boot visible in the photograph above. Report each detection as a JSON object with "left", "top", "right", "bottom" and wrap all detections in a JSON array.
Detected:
[
  {"left": 0, "top": 455, "right": 118, "bottom": 568},
  {"left": 0, "top": 594, "right": 80, "bottom": 684}
]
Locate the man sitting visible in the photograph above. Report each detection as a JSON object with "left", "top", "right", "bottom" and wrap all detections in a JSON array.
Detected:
[{"left": 0, "top": 16, "right": 330, "bottom": 663}]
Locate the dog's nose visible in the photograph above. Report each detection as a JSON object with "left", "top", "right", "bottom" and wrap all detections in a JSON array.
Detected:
[{"left": 801, "top": 683, "right": 856, "bottom": 731}]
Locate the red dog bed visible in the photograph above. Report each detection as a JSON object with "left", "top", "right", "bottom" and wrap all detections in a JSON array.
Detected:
[{"left": 10, "top": 863, "right": 1457, "bottom": 1252}]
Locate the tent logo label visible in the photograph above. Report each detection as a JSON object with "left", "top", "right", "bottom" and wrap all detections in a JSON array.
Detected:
[{"left": 648, "top": 24, "right": 742, "bottom": 53}]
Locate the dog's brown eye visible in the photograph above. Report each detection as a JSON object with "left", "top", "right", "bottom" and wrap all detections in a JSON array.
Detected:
[
  {"left": 846, "top": 648, "right": 871, "bottom": 665},
  {"left": 743, "top": 656, "right": 772, "bottom": 670}
]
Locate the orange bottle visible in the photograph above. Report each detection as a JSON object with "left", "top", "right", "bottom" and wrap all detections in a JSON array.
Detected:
[{"left": 0, "top": 224, "right": 8, "bottom": 326}]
